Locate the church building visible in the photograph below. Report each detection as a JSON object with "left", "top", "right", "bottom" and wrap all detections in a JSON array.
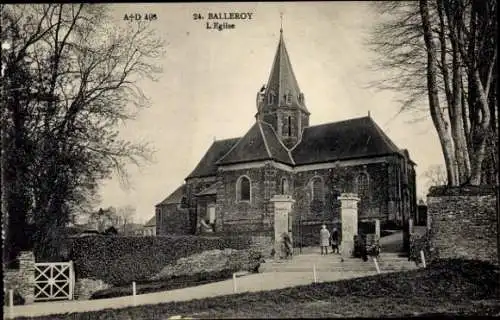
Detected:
[{"left": 156, "top": 29, "right": 417, "bottom": 245}]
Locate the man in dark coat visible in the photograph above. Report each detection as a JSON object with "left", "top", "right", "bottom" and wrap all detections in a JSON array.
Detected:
[{"left": 330, "top": 227, "right": 340, "bottom": 254}]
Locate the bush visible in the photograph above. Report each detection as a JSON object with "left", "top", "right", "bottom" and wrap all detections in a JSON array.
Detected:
[
  {"left": 70, "top": 235, "right": 252, "bottom": 286},
  {"left": 151, "top": 248, "right": 262, "bottom": 281}
]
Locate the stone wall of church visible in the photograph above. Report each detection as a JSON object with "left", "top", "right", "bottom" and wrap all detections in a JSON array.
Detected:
[
  {"left": 292, "top": 162, "right": 393, "bottom": 225},
  {"left": 186, "top": 176, "right": 217, "bottom": 234},
  {"left": 216, "top": 163, "right": 296, "bottom": 233},
  {"left": 216, "top": 167, "right": 267, "bottom": 232},
  {"left": 301, "top": 113, "right": 309, "bottom": 130},
  {"left": 262, "top": 112, "right": 277, "bottom": 132},
  {"left": 279, "top": 110, "right": 300, "bottom": 148}
]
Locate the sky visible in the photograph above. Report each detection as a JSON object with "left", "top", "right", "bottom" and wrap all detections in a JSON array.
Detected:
[{"left": 98, "top": 2, "right": 445, "bottom": 224}]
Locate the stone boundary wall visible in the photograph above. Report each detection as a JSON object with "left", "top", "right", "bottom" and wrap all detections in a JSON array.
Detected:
[
  {"left": 249, "top": 235, "right": 273, "bottom": 258},
  {"left": 74, "top": 278, "right": 111, "bottom": 300},
  {"left": 427, "top": 185, "right": 498, "bottom": 263},
  {"left": 3, "top": 251, "right": 35, "bottom": 304}
]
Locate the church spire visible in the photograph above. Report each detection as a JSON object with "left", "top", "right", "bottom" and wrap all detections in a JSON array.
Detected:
[
  {"left": 255, "top": 23, "right": 310, "bottom": 149},
  {"left": 258, "top": 25, "right": 308, "bottom": 114}
]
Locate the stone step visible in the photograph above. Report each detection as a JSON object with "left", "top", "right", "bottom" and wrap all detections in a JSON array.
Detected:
[
  {"left": 282, "top": 257, "right": 415, "bottom": 265},
  {"left": 284, "top": 258, "right": 412, "bottom": 264},
  {"left": 259, "top": 265, "right": 418, "bottom": 273},
  {"left": 263, "top": 261, "right": 416, "bottom": 268},
  {"left": 265, "top": 257, "right": 415, "bottom": 266},
  {"left": 259, "top": 261, "right": 419, "bottom": 273}
]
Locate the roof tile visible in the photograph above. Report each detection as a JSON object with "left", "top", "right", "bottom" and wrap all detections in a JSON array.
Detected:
[
  {"left": 292, "top": 116, "right": 401, "bottom": 164},
  {"left": 186, "top": 138, "right": 240, "bottom": 179}
]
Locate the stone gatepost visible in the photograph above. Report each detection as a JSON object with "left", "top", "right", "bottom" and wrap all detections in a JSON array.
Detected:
[
  {"left": 19, "top": 251, "right": 35, "bottom": 304},
  {"left": 4, "top": 251, "right": 36, "bottom": 305},
  {"left": 339, "top": 193, "right": 360, "bottom": 257},
  {"left": 270, "top": 195, "right": 295, "bottom": 259},
  {"left": 375, "top": 219, "right": 381, "bottom": 239}
]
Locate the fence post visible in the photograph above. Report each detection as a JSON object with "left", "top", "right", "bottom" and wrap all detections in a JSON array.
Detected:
[
  {"left": 312, "top": 264, "right": 317, "bottom": 283},
  {"left": 8, "top": 289, "right": 14, "bottom": 319},
  {"left": 69, "top": 261, "right": 74, "bottom": 300},
  {"left": 420, "top": 250, "right": 427, "bottom": 268},
  {"left": 132, "top": 281, "right": 137, "bottom": 305},
  {"left": 373, "top": 257, "right": 381, "bottom": 274},
  {"left": 232, "top": 273, "right": 237, "bottom": 293}
]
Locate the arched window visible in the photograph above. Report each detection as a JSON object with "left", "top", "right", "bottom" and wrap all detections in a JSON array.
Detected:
[
  {"left": 285, "top": 91, "right": 292, "bottom": 105},
  {"left": 280, "top": 178, "right": 289, "bottom": 195},
  {"left": 287, "top": 116, "right": 292, "bottom": 136},
  {"left": 236, "top": 176, "right": 251, "bottom": 202},
  {"left": 268, "top": 91, "right": 276, "bottom": 105},
  {"left": 311, "top": 177, "right": 324, "bottom": 202},
  {"left": 357, "top": 172, "right": 369, "bottom": 199}
]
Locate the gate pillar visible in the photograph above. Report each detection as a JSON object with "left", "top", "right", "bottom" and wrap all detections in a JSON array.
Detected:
[
  {"left": 339, "top": 193, "right": 360, "bottom": 257},
  {"left": 270, "top": 195, "right": 295, "bottom": 259}
]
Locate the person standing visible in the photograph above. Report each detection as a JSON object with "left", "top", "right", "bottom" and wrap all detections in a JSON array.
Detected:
[
  {"left": 319, "top": 224, "right": 330, "bottom": 255},
  {"left": 330, "top": 227, "right": 340, "bottom": 254}
]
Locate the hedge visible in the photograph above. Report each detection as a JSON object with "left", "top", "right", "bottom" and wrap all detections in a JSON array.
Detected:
[
  {"left": 70, "top": 234, "right": 252, "bottom": 286},
  {"left": 15, "top": 259, "right": 500, "bottom": 319}
]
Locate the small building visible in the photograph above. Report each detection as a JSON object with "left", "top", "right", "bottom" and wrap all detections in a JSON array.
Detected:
[
  {"left": 122, "top": 223, "right": 145, "bottom": 236},
  {"left": 143, "top": 216, "right": 156, "bottom": 236},
  {"left": 155, "top": 185, "right": 190, "bottom": 235}
]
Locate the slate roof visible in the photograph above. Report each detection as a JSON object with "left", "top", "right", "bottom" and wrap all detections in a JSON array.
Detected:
[
  {"left": 258, "top": 30, "right": 308, "bottom": 114},
  {"left": 292, "top": 116, "right": 401, "bottom": 165},
  {"left": 186, "top": 138, "right": 240, "bottom": 179},
  {"left": 144, "top": 216, "right": 156, "bottom": 227},
  {"left": 185, "top": 116, "right": 407, "bottom": 179},
  {"left": 195, "top": 182, "right": 220, "bottom": 196},
  {"left": 216, "top": 121, "right": 294, "bottom": 166},
  {"left": 156, "top": 184, "right": 186, "bottom": 206}
]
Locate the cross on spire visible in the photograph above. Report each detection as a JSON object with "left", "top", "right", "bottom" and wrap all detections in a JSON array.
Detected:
[{"left": 280, "top": 12, "right": 283, "bottom": 32}]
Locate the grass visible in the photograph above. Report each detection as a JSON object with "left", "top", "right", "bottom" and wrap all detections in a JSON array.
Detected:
[
  {"left": 90, "top": 269, "right": 238, "bottom": 300},
  {"left": 15, "top": 259, "right": 500, "bottom": 319}
]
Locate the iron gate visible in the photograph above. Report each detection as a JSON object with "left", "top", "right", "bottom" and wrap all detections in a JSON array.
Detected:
[{"left": 34, "top": 261, "right": 74, "bottom": 301}]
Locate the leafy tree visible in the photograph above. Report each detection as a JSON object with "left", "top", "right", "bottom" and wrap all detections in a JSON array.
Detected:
[{"left": 1, "top": 4, "right": 164, "bottom": 262}]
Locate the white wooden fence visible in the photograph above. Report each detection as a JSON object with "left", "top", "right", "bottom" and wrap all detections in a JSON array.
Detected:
[{"left": 34, "top": 261, "right": 75, "bottom": 301}]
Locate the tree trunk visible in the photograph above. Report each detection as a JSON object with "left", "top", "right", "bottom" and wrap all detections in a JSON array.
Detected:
[
  {"left": 420, "top": 0, "right": 459, "bottom": 186},
  {"left": 450, "top": 26, "right": 471, "bottom": 184},
  {"left": 469, "top": 69, "right": 492, "bottom": 185}
]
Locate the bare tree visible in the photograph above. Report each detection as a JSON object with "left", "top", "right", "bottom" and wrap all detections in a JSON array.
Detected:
[
  {"left": 115, "top": 205, "right": 136, "bottom": 234},
  {"left": 88, "top": 207, "right": 117, "bottom": 233},
  {"left": 422, "top": 164, "right": 448, "bottom": 191},
  {"left": 1, "top": 4, "right": 164, "bottom": 261}
]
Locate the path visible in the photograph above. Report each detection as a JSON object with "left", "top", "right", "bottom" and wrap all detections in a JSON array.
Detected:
[
  {"left": 379, "top": 231, "right": 403, "bottom": 253},
  {"left": 5, "top": 270, "right": 377, "bottom": 319}
]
